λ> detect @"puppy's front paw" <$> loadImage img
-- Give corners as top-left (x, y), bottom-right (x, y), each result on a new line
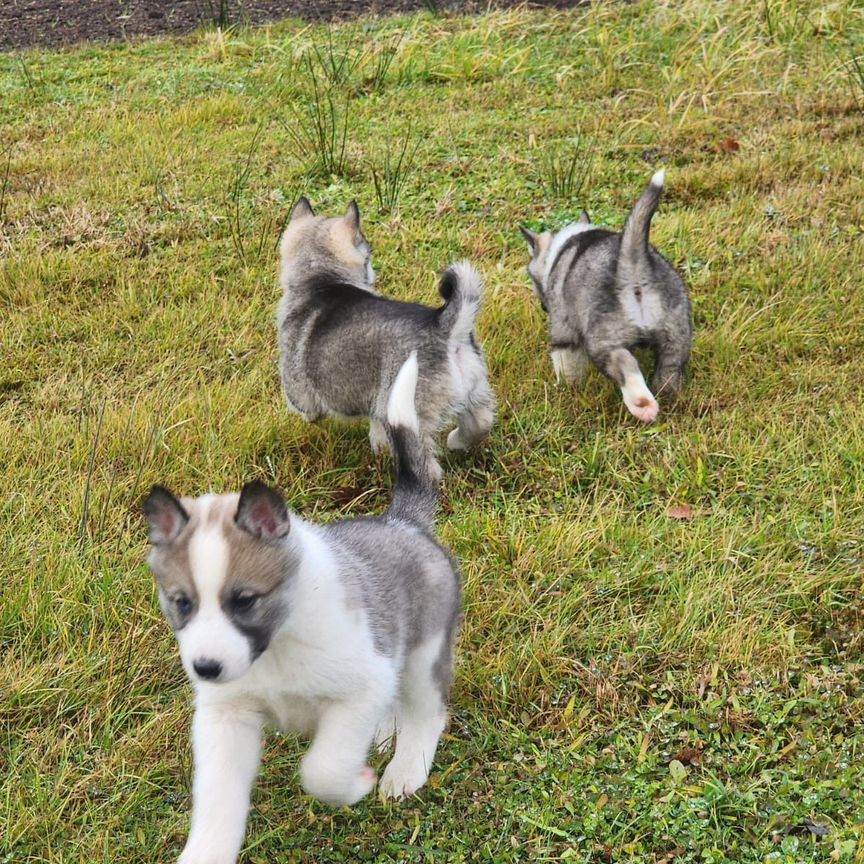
top-left (178, 843), bottom-right (236, 864)
top-left (379, 758), bottom-right (429, 801)
top-left (301, 757), bottom-right (377, 806)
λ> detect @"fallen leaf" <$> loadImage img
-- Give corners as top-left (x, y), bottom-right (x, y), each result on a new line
top-left (673, 746), bottom-right (703, 766)
top-left (669, 759), bottom-right (687, 783)
top-left (667, 504), bottom-right (694, 520)
top-left (638, 732), bottom-right (651, 762)
top-left (784, 817), bottom-right (830, 838)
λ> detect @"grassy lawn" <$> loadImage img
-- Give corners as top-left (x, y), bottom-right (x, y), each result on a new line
top-left (2, 0), bottom-right (863, 861)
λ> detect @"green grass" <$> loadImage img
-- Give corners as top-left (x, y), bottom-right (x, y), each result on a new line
top-left (2, 1), bottom-right (864, 861)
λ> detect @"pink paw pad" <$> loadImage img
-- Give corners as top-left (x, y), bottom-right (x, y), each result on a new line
top-left (360, 765), bottom-right (377, 783)
top-left (627, 394), bottom-right (659, 424)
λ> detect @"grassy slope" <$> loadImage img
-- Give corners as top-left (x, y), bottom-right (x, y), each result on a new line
top-left (2, 1), bottom-right (863, 861)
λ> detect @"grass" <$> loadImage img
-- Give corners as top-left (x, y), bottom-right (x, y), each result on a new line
top-left (1, 0), bottom-right (863, 861)
top-left (538, 135), bottom-right (595, 203)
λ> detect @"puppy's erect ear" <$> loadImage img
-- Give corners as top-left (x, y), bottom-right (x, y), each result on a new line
top-left (520, 225), bottom-right (539, 256)
top-left (578, 209), bottom-right (591, 225)
top-left (235, 481), bottom-right (290, 541)
top-left (143, 486), bottom-right (189, 546)
top-left (290, 196), bottom-right (315, 222)
top-left (344, 200), bottom-right (363, 243)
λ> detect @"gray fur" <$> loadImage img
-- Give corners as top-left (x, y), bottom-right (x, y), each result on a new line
top-left (276, 201), bottom-right (495, 472)
top-left (327, 519), bottom-right (460, 664)
top-left (523, 170), bottom-right (692, 420)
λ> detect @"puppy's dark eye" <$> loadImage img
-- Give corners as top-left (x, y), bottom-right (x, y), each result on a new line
top-left (174, 594), bottom-right (193, 616)
top-left (231, 591), bottom-right (259, 613)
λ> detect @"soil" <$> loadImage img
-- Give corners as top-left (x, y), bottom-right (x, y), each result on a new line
top-left (0, 0), bottom-right (584, 52)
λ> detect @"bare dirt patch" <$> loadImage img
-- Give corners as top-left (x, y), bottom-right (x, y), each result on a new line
top-left (0, 0), bottom-right (583, 52)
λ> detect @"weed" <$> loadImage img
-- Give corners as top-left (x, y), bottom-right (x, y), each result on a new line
top-left (308, 24), bottom-right (364, 89)
top-left (830, 35), bottom-right (864, 107)
top-left (362, 30), bottom-right (406, 92)
top-left (0, 145), bottom-right (11, 226)
top-left (538, 135), bottom-right (595, 202)
top-left (226, 123), bottom-right (263, 265)
top-left (370, 130), bottom-right (420, 214)
top-left (280, 56), bottom-right (350, 178)
top-left (17, 56), bottom-right (38, 92)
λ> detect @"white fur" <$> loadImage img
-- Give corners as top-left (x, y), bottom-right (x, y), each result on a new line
top-left (651, 167), bottom-right (665, 188)
top-left (179, 497), bottom-right (253, 685)
top-left (179, 706), bottom-right (263, 864)
top-left (550, 346), bottom-right (589, 386)
top-left (543, 222), bottom-right (596, 286)
top-left (621, 370), bottom-right (659, 423)
top-left (387, 352), bottom-right (420, 432)
top-left (619, 284), bottom-right (664, 330)
top-left (379, 631), bottom-right (447, 799)
top-left (178, 519), bottom-right (422, 863)
top-left (446, 340), bottom-right (495, 450)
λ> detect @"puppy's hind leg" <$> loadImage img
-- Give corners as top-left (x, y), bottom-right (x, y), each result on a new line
top-left (652, 337), bottom-right (689, 400)
top-left (446, 376), bottom-right (495, 451)
top-left (550, 341), bottom-right (589, 387)
top-left (380, 632), bottom-right (451, 801)
top-left (593, 346), bottom-right (658, 423)
top-left (446, 346), bottom-right (495, 451)
top-left (369, 417), bottom-right (389, 454)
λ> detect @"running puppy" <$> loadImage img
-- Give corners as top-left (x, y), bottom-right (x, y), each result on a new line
top-left (277, 198), bottom-right (495, 474)
top-left (144, 354), bottom-right (460, 864)
top-left (521, 170), bottom-right (692, 423)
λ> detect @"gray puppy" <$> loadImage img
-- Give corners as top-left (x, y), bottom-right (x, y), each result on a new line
top-left (143, 354), bottom-right (460, 864)
top-left (521, 170), bottom-right (692, 423)
top-left (277, 198), bottom-right (495, 473)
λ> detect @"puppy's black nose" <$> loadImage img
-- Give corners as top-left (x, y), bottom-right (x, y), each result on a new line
top-left (193, 659), bottom-right (222, 680)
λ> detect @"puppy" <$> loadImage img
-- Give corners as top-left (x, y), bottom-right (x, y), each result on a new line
top-left (521, 170), bottom-right (692, 423)
top-left (277, 197), bottom-right (495, 474)
top-left (144, 354), bottom-right (460, 864)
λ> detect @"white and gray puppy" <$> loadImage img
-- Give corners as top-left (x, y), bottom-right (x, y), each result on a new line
top-left (521, 170), bottom-right (692, 423)
top-left (277, 197), bottom-right (495, 474)
top-left (143, 354), bottom-right (460, 864)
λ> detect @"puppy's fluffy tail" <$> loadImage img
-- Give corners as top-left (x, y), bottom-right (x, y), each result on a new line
top-left (620, 169), bottom-right (665, 264)
top-left (437, 261), bottom-right (483, 344)
top-left (385, 352), bottom-right (438, 529)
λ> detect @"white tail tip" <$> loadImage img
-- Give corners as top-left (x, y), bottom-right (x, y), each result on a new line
top-left (387, 352), bottom-right (420, 433)
top-left (650, 168), bottom-right (665, 188)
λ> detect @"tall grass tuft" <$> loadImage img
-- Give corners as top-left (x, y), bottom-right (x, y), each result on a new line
top-left (0, 145), bottom-right (11, 226)
top-left (362, 31), bottom-right (406, 92)
top-left (281, 56), bottom-right (351, 179)
top-left (834, 38), bottom-right (864, 107)
top-left (226, 124), bottom-right (263, 265)
top-left (538, 136), bottom-right (595, 202)
top-left (370, 131), bottom-right (420, 214)
top-left (309, 24), bottom-right (364, 89)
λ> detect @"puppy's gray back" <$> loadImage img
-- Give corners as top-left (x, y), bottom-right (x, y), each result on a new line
top-left (324, 517), bottom-right (460, 663)
top-left (279, 284), bottom-right (452, 423)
